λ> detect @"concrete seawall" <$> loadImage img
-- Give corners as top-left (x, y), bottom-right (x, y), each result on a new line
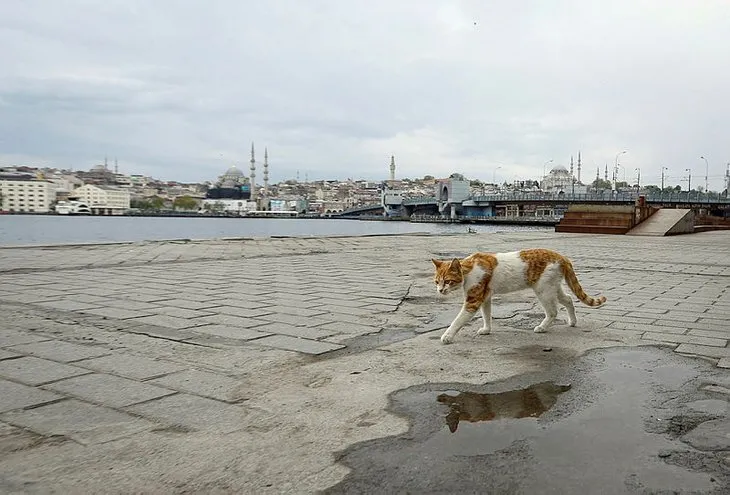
top-left (1, 231), bottom-right (729, 492)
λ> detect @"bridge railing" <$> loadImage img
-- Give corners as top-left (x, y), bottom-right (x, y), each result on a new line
top-left (464, 192), bottom-right (730, 204)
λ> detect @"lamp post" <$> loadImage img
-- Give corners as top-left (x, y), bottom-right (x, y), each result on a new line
top-left (661, 166), bottom-right (668, 190)
top-left (493, 165), bottom-right (502, 186)
top-left (686, 168), bottom-right (692, 198)
top-left (635, 167), bottom-right (641, 192)
top-left (543, 159), bottom-right (553, 177)
top-left (613, 150), bottom-right (627, 191)
top-left (700, 156), bottom-right (709, 194)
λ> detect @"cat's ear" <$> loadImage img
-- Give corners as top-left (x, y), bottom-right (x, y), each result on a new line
top-left (449, 258), bottom-right (461, 271)
top-left (431, 259), bottom-right (442, 267)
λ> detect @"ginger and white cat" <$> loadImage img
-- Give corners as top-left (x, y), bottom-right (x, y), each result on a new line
top-left (432, 248), bottom-right (606, 344)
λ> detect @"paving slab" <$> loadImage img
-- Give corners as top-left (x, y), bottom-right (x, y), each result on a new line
top-left (43, 373), bottom-right (177, 407)
top-left (253, 322), bottom-right (337, 340)
top-left (74, 353), bottom-right (189, 380)
top-left (194, 313), bottom-right (273, 328)
top-left (253, 334), bottom-right (345, 355)
top-left (81, 307), bottom-right (153, 320)
top-left (189, 324), bottom-right (271, 341)
top-left (675, 343), bottom-right (730, 359)
top-left (7, 340), bottom-right (111, 363)
top-left (0, 379), bottom-right (63, 413)
top-left (35, 300), bottom-right (102, 312)
top-left (0, 349), bottom-right (19, 361)
top-left (148, 369), bottom-right (245, 403)
top-left (125, 393), bottom-right (248, 434)
top-left (0, 357), bottom-right (92, 385)
top-left (151, 298), bottom-right (222, 310)
top-left (0, 399), bottom-right (154, 445)
top-left (0, 330), bottom-right (52, 347)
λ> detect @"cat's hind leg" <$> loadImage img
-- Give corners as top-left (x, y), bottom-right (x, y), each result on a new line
top-left (557, 288), bottom-right (577, 327)
top-left (441, 304), bottom-right (477, 344)
top-left (477, 296), bottom-right (492, 335)
top-left (533, 289), bottom-right (558, 333)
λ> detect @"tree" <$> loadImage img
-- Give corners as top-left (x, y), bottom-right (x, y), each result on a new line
top-left (149, 196), bottom-right (165, 210)
top-left (591, 178), bottom-right (612, 190)
top-left (172, 195), bottom-right (198, 210)
top-left (131, 199), bottom-right (151, 210)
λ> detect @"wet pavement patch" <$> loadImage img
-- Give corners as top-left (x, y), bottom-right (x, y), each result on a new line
top-left (324, 346), bottom-right (729, 494)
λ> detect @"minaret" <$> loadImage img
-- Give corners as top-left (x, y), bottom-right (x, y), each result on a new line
top-left (577, 151), bottom-right (582, 183)
top-left (249, 142), bottom-right (256, 202)
top-left (570, 155), bottom-right (574, 179)
top-left (104, 155), bottom-right (108, 170)
top-left (389, 155), bottom-right (396, 182)
top-left (114, 157), bottom-right (118, 175)
top-left (604, 163), bottom-right (609, 180)
top-left (263, 147), bottom-right (269, 197)
top-left (596, 167), bottom-right (600, 182)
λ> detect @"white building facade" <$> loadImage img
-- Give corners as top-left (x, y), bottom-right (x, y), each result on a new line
top-left (72, 184), bottom-right (131, 214)
top-left (0, 179), bottom-right (56, 213)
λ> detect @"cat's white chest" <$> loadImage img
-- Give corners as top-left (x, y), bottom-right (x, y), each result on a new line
top-left (490, 252), bottom-right (529, 294)
top-left (463, 264), bottom-right (486, 291)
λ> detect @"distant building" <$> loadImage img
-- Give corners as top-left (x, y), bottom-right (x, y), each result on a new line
top-left (199, 198), bottom-right (256, 215)
top-left (206, 165), bottom-right (252, 200)
top-left (72, 184), bottom-right (131, 214)
top-left (0, 177), bottom-right (56, 213)
top-left (540, 165), bottom-right (589, 195)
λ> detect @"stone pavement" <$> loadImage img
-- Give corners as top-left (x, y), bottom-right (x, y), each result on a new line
top-left (0, 230), bottom-right (728, 493)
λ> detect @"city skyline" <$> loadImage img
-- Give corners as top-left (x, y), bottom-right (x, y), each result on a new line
top-left (2, 1), bottom-right (730, 190)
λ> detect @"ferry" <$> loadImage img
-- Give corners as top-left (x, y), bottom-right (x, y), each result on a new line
top-left (54, 200), bottom-right (92, 215)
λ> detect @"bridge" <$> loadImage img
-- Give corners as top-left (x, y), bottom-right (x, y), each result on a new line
top-left (334, 191), bottom-right (730, 221)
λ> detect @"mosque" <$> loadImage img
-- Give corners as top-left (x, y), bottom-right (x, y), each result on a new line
top-left (540, 153), bottom-right (589, 195)
top-left (202, 143), bottom-right (270, 213)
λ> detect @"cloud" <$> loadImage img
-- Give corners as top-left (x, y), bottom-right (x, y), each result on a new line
top-left (1, 0), bottom-right (730, 190)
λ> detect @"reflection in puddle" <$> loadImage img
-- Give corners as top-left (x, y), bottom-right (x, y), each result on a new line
top-left (437, 381), bottom-right (571, 432)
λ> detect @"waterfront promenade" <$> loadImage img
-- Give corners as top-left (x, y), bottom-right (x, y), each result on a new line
top-left (1, 230), bottom-right (729, 492)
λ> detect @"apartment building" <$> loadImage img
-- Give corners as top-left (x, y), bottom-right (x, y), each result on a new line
top-left (0, 178), bottom-right (56, 213)
top-left (72, 184), bottom-right (131, 214)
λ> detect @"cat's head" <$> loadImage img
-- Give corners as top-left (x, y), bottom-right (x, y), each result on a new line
top-left (431, 258), bottom-right (463, 295)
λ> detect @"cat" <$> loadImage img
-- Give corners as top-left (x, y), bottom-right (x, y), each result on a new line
top-left (437, 382), bottom-right (572, 432)
top-left (431, 248), bottom-right (606, 344)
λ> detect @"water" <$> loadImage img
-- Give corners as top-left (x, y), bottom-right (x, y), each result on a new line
top-left (0, 215), bottom-right (551, 246)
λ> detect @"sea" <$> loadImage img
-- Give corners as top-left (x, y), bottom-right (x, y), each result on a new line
top-left (0, 215), bottom-right (551, 246)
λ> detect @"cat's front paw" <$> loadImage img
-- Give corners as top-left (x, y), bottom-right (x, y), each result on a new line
top-left (440, 333), bottom-right (454, 344)
top-left (568, 319), bottom-right (577, 327)
top-left (533, 325), bottom-right (547, 333)
top-left (477, 326), bottom-right (491, 335)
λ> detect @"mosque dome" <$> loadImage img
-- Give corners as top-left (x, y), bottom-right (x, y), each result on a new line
top-left (550, 165), bottom-right (569, 174)
top-left (223, 166), bottom-right (244, 178)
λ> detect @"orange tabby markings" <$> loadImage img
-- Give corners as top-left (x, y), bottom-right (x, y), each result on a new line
top-left (433, 248), bottom-right (606, 343)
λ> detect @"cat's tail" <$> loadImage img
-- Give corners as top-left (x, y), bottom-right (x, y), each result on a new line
top-left (560, 259), bottom-right (607, 307)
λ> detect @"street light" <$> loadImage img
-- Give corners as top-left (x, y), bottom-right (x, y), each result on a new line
top-left (700, 156), bottom-right (709, 193)
top-left (613, 150), bottom-right (627, 191)
top-left (686, 168), bottom-right (692, 195)
top-left (635, 167), bottom-right (641, 191)
top-left (492, 165), bottom-right (502, 186)
top-left (543, 159), bottom-right (553, 177)
top-left (661, 166), bottom-right (668, 190)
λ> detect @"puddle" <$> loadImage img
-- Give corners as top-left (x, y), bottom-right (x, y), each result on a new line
top-left (325, 347), bottom-right (729, 494)
top-left (437, 381), bottom-right (571, 432)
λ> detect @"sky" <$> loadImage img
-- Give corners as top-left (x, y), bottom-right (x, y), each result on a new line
top-left (2, 0), bottom-right (730, 190)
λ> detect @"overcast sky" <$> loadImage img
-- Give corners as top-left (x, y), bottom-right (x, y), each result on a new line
top-left (2, 1), bottom-right (730, 190)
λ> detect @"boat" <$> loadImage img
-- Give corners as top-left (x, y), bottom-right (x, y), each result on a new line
top-left (54, 200), bottom-right (92, 215)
